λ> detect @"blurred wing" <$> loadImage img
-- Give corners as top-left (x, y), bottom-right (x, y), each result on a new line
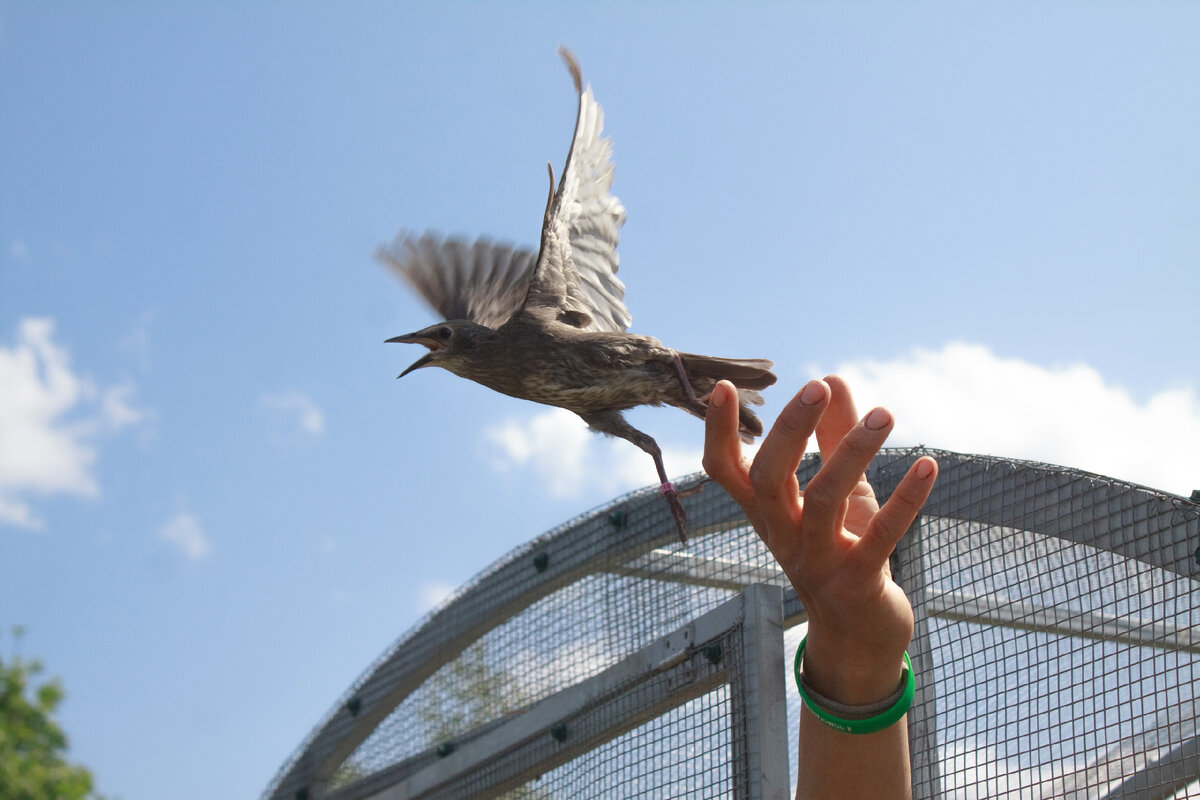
top-left (376, 233), bottom-right (537, 330)
top-left (521, 47), bottom-right (631, 333)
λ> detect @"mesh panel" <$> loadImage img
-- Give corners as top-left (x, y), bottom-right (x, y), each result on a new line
top-left (904, 518), bottom-right (1199, 799)
top-left (265, 449), bottom-right (1200, 800)
top-left (515, 685), bottom-right (736, 799)
top-left (338, 539), bottom-right (781, 784)
top-left (425, 626), bottom-right (743, 800)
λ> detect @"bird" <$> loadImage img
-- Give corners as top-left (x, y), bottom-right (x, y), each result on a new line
top-left (378, 47), bottom-right (776, 543)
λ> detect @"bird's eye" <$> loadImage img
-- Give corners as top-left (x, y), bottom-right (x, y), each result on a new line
top-left (437, 326), bottom-right (452, 340)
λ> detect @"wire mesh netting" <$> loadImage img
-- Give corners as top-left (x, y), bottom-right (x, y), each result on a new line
top-left (423, 624), bottom-right (747, 800)
top-left (265, 448), bottom-right (1200, 800)
top-left (904, 520), bottom-right (1199, 798)
top-left (514, 684), bottom-right (737, 799)
top-left (329, 533), bottom-right (784, 793)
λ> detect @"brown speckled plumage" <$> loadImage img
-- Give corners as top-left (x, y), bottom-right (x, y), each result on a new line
top-left (379, 48), bottom-right (775, 542)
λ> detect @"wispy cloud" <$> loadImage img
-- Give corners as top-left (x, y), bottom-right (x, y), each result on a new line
top-left (824, 342), bottom-right (1199, 496)
top-left (118, 310), bottom-right (157, 374)
top-left (260, 389), bottom-right (325, 438)
top-left (485, 408), bottom-right (703, 498)
top-left (99, 384), bottom-right (144, 429)
top-left (0, 317), bottom-right (145, 529)
top-left (0, 496), bottom-right (42, 530)
top-left (158, 512), bottom-right (212, 561)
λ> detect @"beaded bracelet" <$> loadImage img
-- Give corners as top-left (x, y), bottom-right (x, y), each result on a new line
top-left (793, 636), bottom-right (914, 735)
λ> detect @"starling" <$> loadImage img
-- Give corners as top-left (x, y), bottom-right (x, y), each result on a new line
top-left (379, 47), bottom-right (775, 542)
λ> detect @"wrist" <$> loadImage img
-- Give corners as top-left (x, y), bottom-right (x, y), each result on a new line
top-left (799, 630), bottom-right (910, 706)
top-left (795, 636), bottom-right (914, 734)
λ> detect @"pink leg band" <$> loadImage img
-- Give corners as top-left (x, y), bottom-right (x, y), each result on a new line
top-left (660, 482), bottom-right (675, 495)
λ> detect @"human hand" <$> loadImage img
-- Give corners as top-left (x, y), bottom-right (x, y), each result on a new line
top-left (703, 376), bottom-right (937, 705)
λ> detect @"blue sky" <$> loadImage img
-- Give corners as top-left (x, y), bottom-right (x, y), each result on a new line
top-left (2, 3), bottom-right (1198, 798)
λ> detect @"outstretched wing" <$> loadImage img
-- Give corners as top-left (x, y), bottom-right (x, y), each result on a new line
top-left (520, 47), bottom-right (631, 333)
top-left (376, 233), bottom-right (537, 330)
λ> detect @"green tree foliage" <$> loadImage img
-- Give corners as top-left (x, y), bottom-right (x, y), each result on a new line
top-left (415, 642), bottom-right (548, 800)
top-left (0, 628), bottom-right (101, 800)
top-left (416, 641), bottom-right (532, 743)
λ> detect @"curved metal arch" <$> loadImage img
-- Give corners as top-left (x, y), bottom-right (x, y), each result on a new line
top-left (264, 448), bottom-right (1200, 800)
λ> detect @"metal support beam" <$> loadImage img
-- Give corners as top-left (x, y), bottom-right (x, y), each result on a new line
top-left (894, 516), bottom-right (943, 800)
top-left (735, 584), bottom-right (789, 800)
top-left (924, 588), bottom-right (1200, 654)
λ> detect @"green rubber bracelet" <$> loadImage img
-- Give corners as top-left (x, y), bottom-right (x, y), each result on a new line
top-left (793, 637), bottom-right (914, 735)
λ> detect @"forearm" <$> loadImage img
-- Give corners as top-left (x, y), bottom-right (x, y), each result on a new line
top-left (795, 706), bottom-right (911, 799)
top-left (701, 378), bottom-right (932, 800)
top-left (793, 636), bottom-right (913, 799)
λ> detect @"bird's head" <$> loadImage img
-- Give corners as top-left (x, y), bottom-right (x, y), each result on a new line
top-left (386, 320), bottom-right (494, 379)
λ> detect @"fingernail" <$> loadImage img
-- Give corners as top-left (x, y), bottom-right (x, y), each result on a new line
top-left (799, 381), bottom-right (824, 406)
top-left (864, 407), bottom-right (891, 430)
top-left (916, 458), bottom-right (935, 479)
top-left (711, 382), bottom-right (727, 408)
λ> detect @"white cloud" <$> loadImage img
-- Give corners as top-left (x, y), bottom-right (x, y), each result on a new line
top-left (823, 342), bottom-right (1199, 496)
top-left (260, 389), bottom-right (325, 437)
top-left (0, 317), bottom-right (145, 529)
top-left (485, 408), bottom-right (704, 498)
top-left (158, 512), bottom-right (212, 561)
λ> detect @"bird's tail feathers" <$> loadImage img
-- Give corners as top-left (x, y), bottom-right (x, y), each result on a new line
top-left (677, 353), bottom-right (776, 392)
top-left (736, 403), bottom-right (763, 443)
top-left (673, 352), bottom-right (774, 444)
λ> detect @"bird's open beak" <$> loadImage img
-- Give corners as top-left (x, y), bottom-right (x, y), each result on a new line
top-left (386, 332), bottom-right (440, 378)
top-left (396, 353), bottom-right (434, 378)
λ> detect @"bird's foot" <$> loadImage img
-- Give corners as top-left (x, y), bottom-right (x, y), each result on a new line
top-left (660, 482), bottom-right (689, 545)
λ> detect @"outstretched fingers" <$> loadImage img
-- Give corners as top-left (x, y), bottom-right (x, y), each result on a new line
top-left (704, 379), bottom-right (829, 537)
top-left (702, 381), bottom-right (764, 531)
top-left (745, 379), bottom-right (829, 532)
top-left (814, 374), bottom-right (861, 460)
top-left (800, 405), bottom-right (894, 535)
top-left (857, 456), bottom-right (939, 564)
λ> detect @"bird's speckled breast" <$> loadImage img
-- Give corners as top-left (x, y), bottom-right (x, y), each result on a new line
top-left (464, 322), bottom-right (680, 413)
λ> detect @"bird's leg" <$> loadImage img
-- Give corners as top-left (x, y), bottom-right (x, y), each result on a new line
top-left (581, 410), bottom-right (688, 544)
top-left (670, 353), bottom-right (709, 416)
top-left (670, 353), bottom-right (753, 441)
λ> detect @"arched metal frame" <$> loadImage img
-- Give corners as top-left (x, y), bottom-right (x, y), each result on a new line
top-left (265, 449), bottom-right (1200, 800)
